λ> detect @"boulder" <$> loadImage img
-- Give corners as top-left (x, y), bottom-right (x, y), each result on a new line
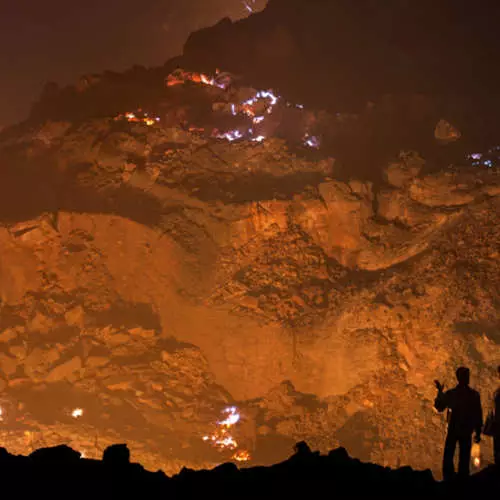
top-left (24, 347), bottom-right (61, 378)
top-left (103, 444), bottom-right (130, 465)
top-left (294, 180), bottom-right (373, 265)
top-left (409, 172), bottom-right (477, 207)
top-left (45, 356), bottom-right (82, 383)
top-left (86, 356), bottom-right (110, 368)
top-left (29, 445), bottom-right (81, 463)
top-left (0, 353), bottom-right (18, 377)
top-left (64, 306), bottom-right (85, 327)
top-left (434, 119), bottom-right (461, 143)
top-left (383, 154), bottom-right (423, 188)
top-left (376, 189), bottom-right (440, 227)
top-left (0, 329), bottom-right (18, 343)
top-left (33, 121), bottom-right (72, 146)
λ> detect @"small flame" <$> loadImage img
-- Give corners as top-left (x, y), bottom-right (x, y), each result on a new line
top-left (200, 73), bottom-right (214, 86)
top-left (71, 408), bottom-right (84, 419)
top-left (202, 406), bottom-right (245, 452)
top-left (116, 111), bottom-right (160, 126)
top-left (473, 457), bottom-right (481, 468)
top-left (233, 450), bottom-right (251, 462)
top-left (242, 1), bottom-right (253, 13)
top-left (304, 134), bottom-right (321, 149)
top-left (216, 130), bottom-right (243, 142)
top-left (252, 135), bottom-right (266, 143)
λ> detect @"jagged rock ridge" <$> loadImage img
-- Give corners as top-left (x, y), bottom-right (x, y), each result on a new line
top-left (0, 442), bottom-right (499, 500)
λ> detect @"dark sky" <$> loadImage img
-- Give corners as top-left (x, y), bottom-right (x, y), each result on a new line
top-left (0, 0), bottom-right (266, 127)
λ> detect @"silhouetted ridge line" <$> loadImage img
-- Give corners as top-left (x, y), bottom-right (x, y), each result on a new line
top-left (0, 441), bottom-right (498, 499)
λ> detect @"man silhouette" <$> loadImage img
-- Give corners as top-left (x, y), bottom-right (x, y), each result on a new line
top-left (494, 365), bottom-right (500, 465)
top-left (434, 367), bottom-right (483, 480)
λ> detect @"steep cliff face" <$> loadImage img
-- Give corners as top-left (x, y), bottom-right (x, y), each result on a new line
top-left (1, 0), bottom-right (500, 477)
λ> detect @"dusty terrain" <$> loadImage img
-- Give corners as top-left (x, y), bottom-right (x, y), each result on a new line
top-left (1, 0), bottom-right (500, 477)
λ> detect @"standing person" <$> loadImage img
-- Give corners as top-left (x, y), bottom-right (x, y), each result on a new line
top-left (493, 365), bottom-right (500, 465)
top-left (434, 367), bottom-right (483, 480)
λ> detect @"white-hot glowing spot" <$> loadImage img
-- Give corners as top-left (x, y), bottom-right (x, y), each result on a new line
top-left (71, 408), bottom-right (84, 419)
top-left (218, 407), bottom-right (241, 427)
top-left (202, 406), bottom-right (251, 461)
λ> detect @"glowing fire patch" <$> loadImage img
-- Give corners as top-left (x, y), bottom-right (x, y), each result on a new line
top-left (216, 130), bottom-right (244, 142)
top-left (202, 406), bottom-right (251, 462)
top-left (242, 0), bottom-right (254, 13)
top-left (473, 457), bottom-right (481, 468)
top-left (0, 406), bottom-right (3, 422)
top-left (232, 450), bottom-right (251, 462)
top-left (71, 408), bottom-right (84, 419)
top-left (214, 89), bottom-right (280, 143)
top-left (219, 407), bottom-right (240, 427)
top-left (242, 90), bottom-right (280, 117)
top-left (167, 69), bottom-right (229, 90)
top-left (115, 110), bottom-right (160, 126)
top-left (304, 134), bottom-right (321, 149)
top-left (251, 135), bottom-right (266, 143)
top-left (165, 67), bottom-right (328, 149)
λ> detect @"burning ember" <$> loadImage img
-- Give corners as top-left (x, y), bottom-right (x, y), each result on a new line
top-left (166, 66), bottom-right (327, 148)
top-left (166, 69), bottom-right (230, 90)
top-left (71, 408), bottom-right (84, 419)
top-left (115, 110), bottom-right (160, 126)
top-left (165, 68), bottom-right (286, 144)
top-left (219, 406), bottom-right (241, 427)
top-left (241, 90), bottom-right (280, 122)
top-left (242, 0), bottom-right (256, 13)
top-left (304, 134), bottom-right (321, 149)
top-left (215, 130), bottom-right (244, 142)
top-left (202, 406), bottom-right (251, 462)
top-left (466, 145), bottom-right (500, 168)
top-left (232, 450), bottom-right (251, 463)
top-left (252, 135), bottom-right (266, 143)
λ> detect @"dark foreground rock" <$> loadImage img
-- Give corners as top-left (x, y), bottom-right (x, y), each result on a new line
top-left (0, 442), bottom-right (497, 499)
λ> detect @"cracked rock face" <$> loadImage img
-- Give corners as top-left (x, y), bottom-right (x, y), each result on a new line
top-left (1, 76), bottom-right (500, 477)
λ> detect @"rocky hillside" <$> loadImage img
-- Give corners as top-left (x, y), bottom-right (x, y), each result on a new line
top-left (1, 0), bottom-right (500, 477)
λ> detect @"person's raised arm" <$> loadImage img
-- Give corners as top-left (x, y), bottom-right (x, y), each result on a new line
top-left (434, 380), bottom-right (448, 412)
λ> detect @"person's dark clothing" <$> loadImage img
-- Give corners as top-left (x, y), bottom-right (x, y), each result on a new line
top-left (434, 385), bottom-right (483, 480)
top-left (443, 433), bottom-right (472, 479)
top-left (435, 386), bottom-right (483, 436)
top-left (494, 388), bottom-right (500, 466)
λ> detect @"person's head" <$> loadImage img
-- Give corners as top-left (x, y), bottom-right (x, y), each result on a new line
top-left (456, 366), bottom-right (470, 386)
